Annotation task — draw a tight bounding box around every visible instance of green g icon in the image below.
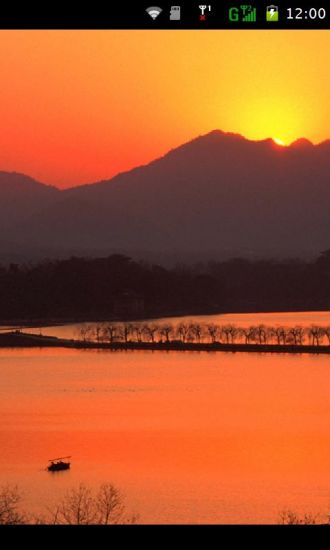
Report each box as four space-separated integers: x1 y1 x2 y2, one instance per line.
229 7 240 22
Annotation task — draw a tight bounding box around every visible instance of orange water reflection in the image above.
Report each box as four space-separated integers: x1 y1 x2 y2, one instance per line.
0 348 329 523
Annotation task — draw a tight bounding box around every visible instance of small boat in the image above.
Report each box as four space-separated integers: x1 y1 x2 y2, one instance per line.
47 456 71 472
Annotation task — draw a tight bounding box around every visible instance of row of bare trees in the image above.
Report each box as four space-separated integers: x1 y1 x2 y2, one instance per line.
0 483 137 525
1 483 329 525
77 322 330 346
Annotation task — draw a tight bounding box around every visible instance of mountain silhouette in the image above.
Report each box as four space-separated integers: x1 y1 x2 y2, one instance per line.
0 171 58 223
1 130 330 263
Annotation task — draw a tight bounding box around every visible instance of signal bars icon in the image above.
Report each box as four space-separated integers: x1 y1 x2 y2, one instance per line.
146 6 163 20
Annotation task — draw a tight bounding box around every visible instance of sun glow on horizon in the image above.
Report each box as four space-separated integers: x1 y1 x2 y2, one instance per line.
0 31 329 186
273 137 287 146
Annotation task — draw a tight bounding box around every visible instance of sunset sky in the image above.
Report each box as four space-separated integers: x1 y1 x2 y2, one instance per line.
0 30 329 187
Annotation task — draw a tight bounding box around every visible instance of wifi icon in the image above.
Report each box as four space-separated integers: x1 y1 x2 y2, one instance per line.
146 6 163 20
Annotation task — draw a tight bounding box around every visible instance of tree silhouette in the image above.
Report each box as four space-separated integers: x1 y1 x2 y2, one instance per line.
0 252 330 321
50 483 137 525
0 485 26 525
159 324 174 343
206 324 219 343
176 323 190 343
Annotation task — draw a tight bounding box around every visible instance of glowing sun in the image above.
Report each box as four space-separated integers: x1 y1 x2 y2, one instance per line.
273 137 286 146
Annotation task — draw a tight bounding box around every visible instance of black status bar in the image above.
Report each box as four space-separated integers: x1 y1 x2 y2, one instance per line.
0 3 329 29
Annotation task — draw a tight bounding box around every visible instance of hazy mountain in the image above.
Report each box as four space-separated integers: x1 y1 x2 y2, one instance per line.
1 131 330 263
0 172 61 262
0 171 59 226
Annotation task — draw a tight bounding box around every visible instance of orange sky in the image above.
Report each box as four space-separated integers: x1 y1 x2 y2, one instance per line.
0 30 329 188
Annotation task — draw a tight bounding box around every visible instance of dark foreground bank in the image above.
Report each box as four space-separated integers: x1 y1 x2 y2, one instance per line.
1 252 330 322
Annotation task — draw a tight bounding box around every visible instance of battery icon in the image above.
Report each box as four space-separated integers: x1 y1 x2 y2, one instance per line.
266 5 279 22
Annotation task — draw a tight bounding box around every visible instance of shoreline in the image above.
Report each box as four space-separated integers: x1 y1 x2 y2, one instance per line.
1 331 330 355
1 308 330 331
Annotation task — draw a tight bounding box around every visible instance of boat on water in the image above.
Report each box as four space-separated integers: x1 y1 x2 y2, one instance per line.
47 456 71 472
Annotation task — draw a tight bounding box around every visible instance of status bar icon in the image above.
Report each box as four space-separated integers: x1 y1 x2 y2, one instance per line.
241 5 256 22
266 5 279 22
229 5 257 23
146 7 163 20
199 5 211 21
170 6 181 20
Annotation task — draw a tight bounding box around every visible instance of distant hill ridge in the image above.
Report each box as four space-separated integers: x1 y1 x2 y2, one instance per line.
0 130 330 264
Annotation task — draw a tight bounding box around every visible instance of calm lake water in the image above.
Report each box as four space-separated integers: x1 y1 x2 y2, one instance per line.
0 311 330 524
